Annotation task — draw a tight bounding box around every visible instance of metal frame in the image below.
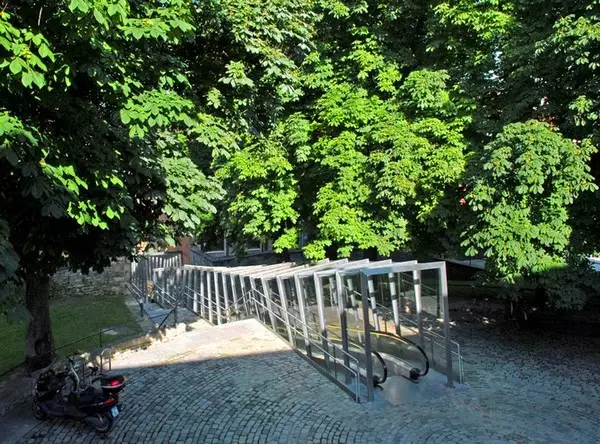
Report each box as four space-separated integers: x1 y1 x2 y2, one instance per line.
358 261 455 400
144 258 462 405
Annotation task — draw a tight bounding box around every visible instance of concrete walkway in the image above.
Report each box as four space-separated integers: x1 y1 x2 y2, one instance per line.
12 318 600 443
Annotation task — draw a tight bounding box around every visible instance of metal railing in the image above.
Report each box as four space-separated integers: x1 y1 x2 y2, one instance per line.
180 285 248 324
347 288 464 384
249 288 362 402
377 302 464 384
128 281 185 329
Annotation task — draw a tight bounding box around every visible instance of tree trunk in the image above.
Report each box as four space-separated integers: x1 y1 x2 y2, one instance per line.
25 274 54 370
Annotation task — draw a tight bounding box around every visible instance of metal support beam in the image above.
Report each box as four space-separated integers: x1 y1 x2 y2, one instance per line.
261 277 278 330
294 275 312 358
239 275 249 315
222 272 230 322
200 270 206 318
276 277 294 344
213 271 222 325
368 277 380 331
389 272 401 336
328 276 336 306
313 274 330 370
228 273 239 317
207 271 214 324
439 264 455 387
360 272 374 402
413 269 424 349
192 270 199 313
345 277 360 324
335 272 352 386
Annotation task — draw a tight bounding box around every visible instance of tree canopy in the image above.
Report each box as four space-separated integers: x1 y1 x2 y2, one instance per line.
0 0 315 368
216 0 600 307
1 0 599 368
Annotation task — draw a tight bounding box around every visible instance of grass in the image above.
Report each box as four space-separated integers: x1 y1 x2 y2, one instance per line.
0 292 141 375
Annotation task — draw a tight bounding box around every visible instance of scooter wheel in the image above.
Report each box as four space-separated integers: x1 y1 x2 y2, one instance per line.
92 413 114 436
33 402 47 421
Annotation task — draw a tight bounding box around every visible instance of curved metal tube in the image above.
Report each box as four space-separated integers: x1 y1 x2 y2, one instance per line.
370 330 430 378
371 349 388 386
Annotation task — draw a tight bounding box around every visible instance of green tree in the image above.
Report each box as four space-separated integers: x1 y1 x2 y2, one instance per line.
218 0 471 260
432 0 600 307
462 121 597 308
0 0 221 369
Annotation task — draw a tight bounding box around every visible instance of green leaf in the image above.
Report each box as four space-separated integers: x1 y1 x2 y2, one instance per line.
21 71 33 87
32 71 45 89
4 149 19 166
93 9 107 26
9 59 22 75
120 109 131 124
105 207 117 219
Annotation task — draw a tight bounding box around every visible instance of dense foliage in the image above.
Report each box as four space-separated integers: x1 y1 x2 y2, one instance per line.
0 0 315 368
219 1 471 260
217 0 600 309
1 0 599 368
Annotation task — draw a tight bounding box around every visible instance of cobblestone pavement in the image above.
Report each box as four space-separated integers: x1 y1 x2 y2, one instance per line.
20 318 600 443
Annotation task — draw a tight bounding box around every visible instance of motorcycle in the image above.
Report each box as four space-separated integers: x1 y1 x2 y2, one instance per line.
33 357 126 436
75 360 127 409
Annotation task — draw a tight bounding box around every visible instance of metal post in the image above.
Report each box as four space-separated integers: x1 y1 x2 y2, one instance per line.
313 274 330 370
360 272 374 402
277 277 294 344
162 269 167 307
207 270 214 324
413 269 424 349
439 264 455 387
239 275 249 315
185 269 191 310
228 272 239 317
176 268 183 309
213 271 222 325
294 275 312 358
335 272 351 385
346 277 360 322
328 276 336 306
397 273 405 315
250 278 261 322
200 270 206 318
192 270 199 314
222 272 230 322
368 277 380 331
261 277 278 330
389 272 401 336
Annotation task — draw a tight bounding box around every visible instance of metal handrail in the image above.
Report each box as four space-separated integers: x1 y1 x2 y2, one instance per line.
250 288 361 369
176 282 363 401
252 288 359 366
249 290 361 401
181 286 247 321
182 287 221 319
347 287 464 384
397 273 438 299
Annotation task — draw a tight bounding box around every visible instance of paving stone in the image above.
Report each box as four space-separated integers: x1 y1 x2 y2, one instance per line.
18 318 600 443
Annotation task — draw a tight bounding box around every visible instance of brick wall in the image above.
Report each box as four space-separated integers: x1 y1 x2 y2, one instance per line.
49 258 131 299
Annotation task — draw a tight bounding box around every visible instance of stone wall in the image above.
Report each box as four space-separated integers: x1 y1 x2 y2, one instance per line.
49 258 131 299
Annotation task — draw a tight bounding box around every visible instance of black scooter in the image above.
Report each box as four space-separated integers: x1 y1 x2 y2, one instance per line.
33 359 124 436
